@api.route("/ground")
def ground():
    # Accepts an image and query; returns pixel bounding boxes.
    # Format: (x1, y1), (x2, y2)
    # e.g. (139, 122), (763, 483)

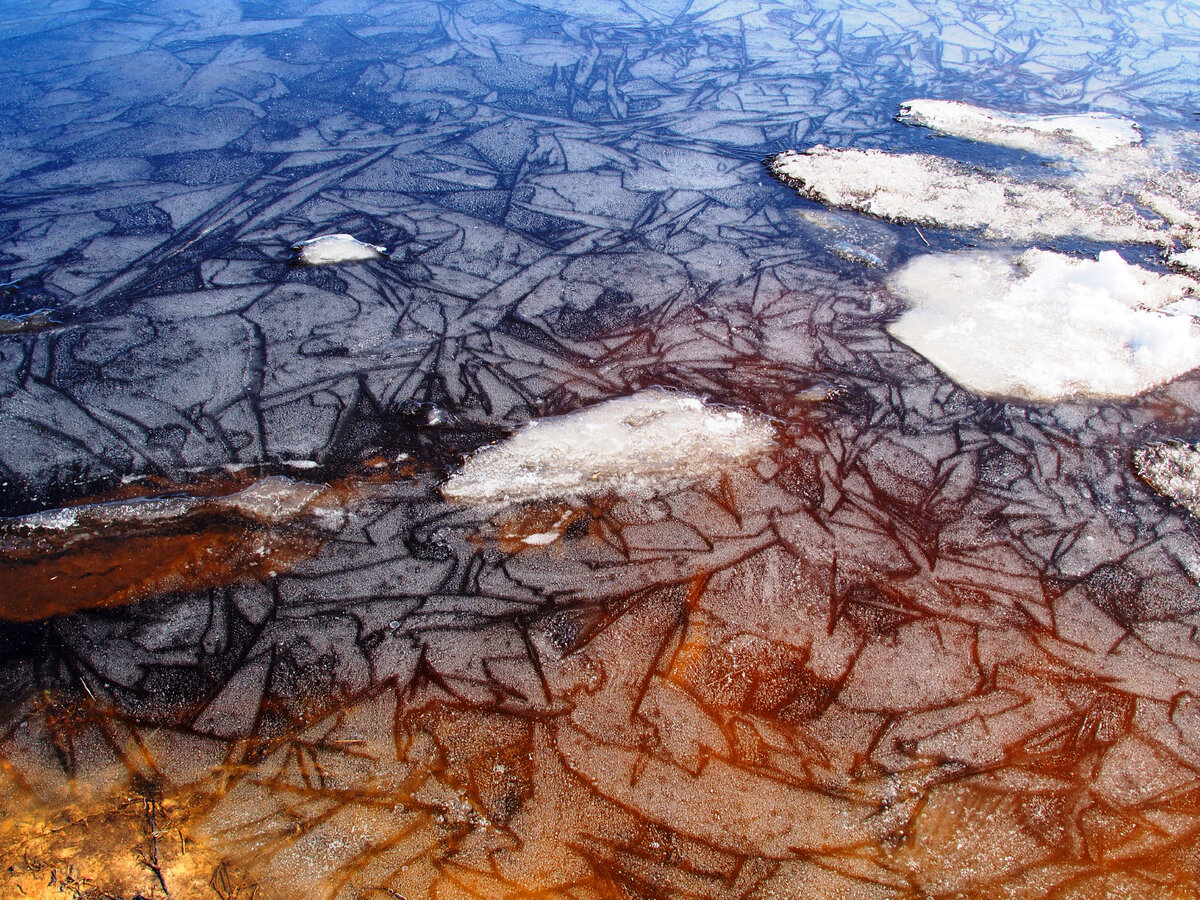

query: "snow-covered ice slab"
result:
(442, 390), (775, 505)
(768, 147), (1161, 245)
(897, 99), (1141, 155)
(292, 233), (387, 265)
(887, 249), (1200, 401)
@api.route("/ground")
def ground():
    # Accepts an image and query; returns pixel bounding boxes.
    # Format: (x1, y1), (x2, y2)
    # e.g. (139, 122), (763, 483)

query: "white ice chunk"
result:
(442, 390), (775, 505)
(293, 233), (387, 265)
(768, 147), (1159, 245)
(1135, 442), (1200, 518)
(886, 249), (1200, 401)
(898, 99), (1141, 155)
(1169, 247), (1200, 274)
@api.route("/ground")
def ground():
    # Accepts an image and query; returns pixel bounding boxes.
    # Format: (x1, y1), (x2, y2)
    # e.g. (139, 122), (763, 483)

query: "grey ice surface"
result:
(4, 1), (1200, 897)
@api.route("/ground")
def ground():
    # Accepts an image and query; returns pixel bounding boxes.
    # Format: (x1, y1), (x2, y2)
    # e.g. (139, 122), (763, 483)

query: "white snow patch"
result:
(887, 249), (1200, 401)
(521, 530), (563, 546)
(293, 233), (387, 265)
(768, 147), (1160, 245)
(897, 99), (1141, 155)
(442, 390), (775, 506)
(1135, 443), (1200, 519)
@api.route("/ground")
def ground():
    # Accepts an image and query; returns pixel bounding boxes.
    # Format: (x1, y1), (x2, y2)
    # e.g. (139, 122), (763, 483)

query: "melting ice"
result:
(1136, 442), (1200, 518)
(768, 146), (1162, 245)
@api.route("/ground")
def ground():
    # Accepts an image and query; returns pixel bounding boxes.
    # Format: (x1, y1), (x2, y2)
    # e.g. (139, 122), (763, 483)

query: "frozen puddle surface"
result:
(887, 249), (1200, 400)
(443, 390), (775, 505)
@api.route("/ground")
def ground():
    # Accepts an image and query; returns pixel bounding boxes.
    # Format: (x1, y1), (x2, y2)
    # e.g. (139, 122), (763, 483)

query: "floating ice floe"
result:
(886, 249), (1200, 401)
(768, 147), (1161, 245)
(293, 233), (387, 265)
(1134, 442), (1200, 519)
(441, 390), (775, 505)
(897, 99), (1142, 156)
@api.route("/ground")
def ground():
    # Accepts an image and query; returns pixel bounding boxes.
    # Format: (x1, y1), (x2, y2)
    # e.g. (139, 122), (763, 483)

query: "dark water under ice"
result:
(4, 1), (1200, 897)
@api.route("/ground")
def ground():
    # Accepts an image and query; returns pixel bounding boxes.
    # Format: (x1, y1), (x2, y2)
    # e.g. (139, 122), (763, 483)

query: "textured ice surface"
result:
(898, 99), (1142, 155)
(443, 390), (775, 504)
(292, 233), (387, 265)
(4, 0), (1200, 897)
(1135, 442), (1200, 519)
(888, 249), (1200, 400)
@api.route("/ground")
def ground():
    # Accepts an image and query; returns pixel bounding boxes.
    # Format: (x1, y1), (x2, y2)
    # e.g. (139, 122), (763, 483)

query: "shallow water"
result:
(4, 1), (1200, 898)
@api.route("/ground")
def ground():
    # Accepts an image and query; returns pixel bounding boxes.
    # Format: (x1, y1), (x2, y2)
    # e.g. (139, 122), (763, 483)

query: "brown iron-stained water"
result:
(5, 0), (1200, 898)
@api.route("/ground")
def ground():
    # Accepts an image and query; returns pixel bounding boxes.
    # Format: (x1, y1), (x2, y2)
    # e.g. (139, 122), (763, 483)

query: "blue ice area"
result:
(3, 2), (1200, 898)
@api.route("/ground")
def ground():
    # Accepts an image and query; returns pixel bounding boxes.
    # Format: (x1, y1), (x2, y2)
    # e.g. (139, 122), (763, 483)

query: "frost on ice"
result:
(886, 249), (1200, 401)
(292, 233), (387, 265)
(1135, 442), (1200, 519)
(442, 390), (775, 505)
(897, 99), (1142, 156)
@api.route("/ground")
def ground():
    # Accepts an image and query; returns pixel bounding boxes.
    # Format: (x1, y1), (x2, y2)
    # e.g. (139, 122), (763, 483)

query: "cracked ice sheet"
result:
(4, 0), (1200, 898)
